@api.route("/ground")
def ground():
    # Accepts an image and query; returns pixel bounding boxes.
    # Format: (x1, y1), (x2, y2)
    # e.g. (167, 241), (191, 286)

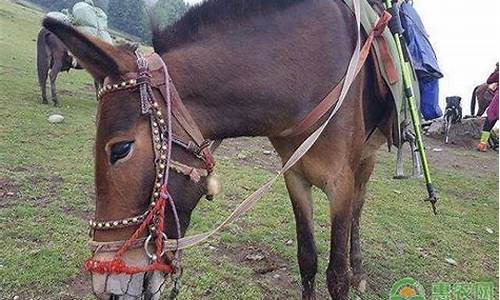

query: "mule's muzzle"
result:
(91, 248), (170, 300)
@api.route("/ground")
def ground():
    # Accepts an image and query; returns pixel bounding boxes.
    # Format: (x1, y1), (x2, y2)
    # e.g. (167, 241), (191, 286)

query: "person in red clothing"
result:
(477, 63), (499, 152)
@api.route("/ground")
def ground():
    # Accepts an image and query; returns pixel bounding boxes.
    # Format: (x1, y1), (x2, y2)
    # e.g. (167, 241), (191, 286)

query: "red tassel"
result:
(85, 193), (173, 275)
(85, 258), (173, 275)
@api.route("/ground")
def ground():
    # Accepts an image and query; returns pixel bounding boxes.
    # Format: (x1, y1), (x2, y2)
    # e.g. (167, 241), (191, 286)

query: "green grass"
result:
(0, 1), (498, 299)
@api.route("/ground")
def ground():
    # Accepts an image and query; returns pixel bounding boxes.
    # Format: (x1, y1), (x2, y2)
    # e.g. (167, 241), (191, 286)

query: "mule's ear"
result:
(42, 17), (136, 81)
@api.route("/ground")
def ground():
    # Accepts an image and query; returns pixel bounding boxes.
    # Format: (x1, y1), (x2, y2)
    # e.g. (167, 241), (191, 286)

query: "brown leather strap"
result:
(279, 12), (393, 137)
(148, 53), (216, 171)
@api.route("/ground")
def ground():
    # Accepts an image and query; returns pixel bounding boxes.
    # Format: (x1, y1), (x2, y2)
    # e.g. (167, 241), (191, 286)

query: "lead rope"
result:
(156, 55), (184, 297)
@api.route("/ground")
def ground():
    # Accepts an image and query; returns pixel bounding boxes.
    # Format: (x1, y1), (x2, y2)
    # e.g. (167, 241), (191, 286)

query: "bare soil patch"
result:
(63, 274), (92, 300)
(424, 137), (498, 177)
(217, 136), (498, 178)
(212, 242), (301, 299)
(216, 137), (281, 173)
(0, 177), (20, 208)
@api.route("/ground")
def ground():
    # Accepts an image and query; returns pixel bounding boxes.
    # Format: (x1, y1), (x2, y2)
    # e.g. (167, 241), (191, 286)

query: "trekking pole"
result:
(384, 0), (438, 214)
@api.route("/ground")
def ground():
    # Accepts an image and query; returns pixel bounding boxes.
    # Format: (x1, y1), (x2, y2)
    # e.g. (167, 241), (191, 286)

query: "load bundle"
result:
(72, 0), (113, 44)
(46, 9), (72, 25)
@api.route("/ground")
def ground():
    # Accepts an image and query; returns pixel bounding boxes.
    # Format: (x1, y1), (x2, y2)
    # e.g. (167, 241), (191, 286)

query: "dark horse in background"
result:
(470, 82), (497, 117)
(37, 28), (99, 106)
(44, 0), (399, 299)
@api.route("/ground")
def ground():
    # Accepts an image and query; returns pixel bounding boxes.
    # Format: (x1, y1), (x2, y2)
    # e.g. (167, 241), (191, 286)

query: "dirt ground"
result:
(217, 135), (499, 176)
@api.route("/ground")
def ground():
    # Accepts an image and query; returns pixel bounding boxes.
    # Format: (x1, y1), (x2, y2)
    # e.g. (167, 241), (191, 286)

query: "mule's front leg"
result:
(284, 171), (317, 300)
(325, 172), (354, 300)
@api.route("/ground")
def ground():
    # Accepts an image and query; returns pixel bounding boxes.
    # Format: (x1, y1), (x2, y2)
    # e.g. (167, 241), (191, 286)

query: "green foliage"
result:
(107, 0), (151, 41)
(27, 0), (188, 42)
(152, 0), (189, 29)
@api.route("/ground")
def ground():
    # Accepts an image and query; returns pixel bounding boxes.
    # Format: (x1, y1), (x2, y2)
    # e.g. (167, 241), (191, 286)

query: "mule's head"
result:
(43, 18), (220, 299)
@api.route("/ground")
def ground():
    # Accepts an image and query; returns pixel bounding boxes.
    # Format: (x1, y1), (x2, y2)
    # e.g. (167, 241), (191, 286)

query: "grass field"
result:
(0, 1), (498, 299)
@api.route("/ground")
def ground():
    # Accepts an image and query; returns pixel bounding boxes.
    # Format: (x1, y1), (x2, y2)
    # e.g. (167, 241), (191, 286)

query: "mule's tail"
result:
(37, 29), (50, 102)
(470, 85), (479, 116)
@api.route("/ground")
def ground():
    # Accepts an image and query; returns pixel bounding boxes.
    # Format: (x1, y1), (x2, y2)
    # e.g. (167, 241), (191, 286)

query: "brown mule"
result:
(43, 0), (396, 298)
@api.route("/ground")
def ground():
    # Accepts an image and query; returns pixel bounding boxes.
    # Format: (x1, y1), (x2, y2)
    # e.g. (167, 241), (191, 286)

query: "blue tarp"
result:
(400, 2), (443, 120)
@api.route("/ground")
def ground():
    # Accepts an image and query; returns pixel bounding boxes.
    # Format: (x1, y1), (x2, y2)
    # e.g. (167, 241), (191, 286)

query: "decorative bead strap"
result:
(97, 79), (138, 100)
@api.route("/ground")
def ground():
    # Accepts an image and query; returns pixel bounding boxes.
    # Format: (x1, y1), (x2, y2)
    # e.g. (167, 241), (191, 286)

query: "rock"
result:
(486, 227), (494, 234)
(416, 247), (429, 258)
(285, 239), (293, 246)
(432, 148), (443, 152)
(263, 150), (273, 155)
(245, 253), (264, 261)
(445, 257), (457, 266)
(48, 114), (64, 124)
(426, 117), (484, 146)
(272, 274), (281, 279)
(13, 296), (20, 300)
(393, 190), (402, 194)
(6, 192), (15, 196)
(237, 153), (247, 160)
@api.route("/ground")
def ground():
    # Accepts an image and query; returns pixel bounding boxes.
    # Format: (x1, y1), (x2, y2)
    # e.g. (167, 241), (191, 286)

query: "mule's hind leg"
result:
(40, 71), (49, 104)
(350, 155), (376, 294)
(49, 60), (62, 106)
(324, 166), (354, 300)
(284, 170), (317, 300)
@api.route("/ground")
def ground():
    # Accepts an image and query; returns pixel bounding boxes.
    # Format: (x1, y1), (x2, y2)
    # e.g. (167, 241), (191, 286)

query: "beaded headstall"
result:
(84, 51), (217, 276)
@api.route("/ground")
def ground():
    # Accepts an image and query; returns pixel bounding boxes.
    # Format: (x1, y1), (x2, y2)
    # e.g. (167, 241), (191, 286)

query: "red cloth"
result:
(486, 91), (499, 123)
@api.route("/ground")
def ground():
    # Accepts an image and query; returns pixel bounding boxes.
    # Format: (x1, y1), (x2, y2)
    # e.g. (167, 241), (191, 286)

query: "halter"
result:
(84, 51), (216, 276)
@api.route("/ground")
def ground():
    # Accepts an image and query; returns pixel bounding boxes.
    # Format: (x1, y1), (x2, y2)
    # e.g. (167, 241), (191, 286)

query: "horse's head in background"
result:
(43, 18), (221, 299)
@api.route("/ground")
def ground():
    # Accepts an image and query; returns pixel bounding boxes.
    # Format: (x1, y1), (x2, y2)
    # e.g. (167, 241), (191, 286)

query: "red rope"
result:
(85, 188), (173, 275)
(84, 259), (172, 275)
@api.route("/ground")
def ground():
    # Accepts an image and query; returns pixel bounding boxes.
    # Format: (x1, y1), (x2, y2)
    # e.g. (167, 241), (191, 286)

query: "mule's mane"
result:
(152, 0), (305, 53)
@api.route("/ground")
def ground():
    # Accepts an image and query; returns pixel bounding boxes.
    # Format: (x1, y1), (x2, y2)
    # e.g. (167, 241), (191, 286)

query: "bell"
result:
(205, 174), (222, 201)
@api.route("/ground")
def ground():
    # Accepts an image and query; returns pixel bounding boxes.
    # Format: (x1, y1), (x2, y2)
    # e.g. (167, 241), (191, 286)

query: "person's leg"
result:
(478, 92), (499, 151)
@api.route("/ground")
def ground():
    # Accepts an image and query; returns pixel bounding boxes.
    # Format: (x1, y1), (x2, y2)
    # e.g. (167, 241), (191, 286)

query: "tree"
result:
(29, 0), (107, 12)
(152, 0), (189, 30)
(107, 0), (151, 41)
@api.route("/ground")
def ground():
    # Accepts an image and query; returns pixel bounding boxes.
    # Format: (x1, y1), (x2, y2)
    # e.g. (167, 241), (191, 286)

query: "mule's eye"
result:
(110, 141), (133, 164)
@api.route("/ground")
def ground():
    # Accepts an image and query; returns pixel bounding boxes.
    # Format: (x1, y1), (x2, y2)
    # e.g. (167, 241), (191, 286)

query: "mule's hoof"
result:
(393, 175), (408, 180)
(301, 292), (316, 300)
(351, 273), (367, 293)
